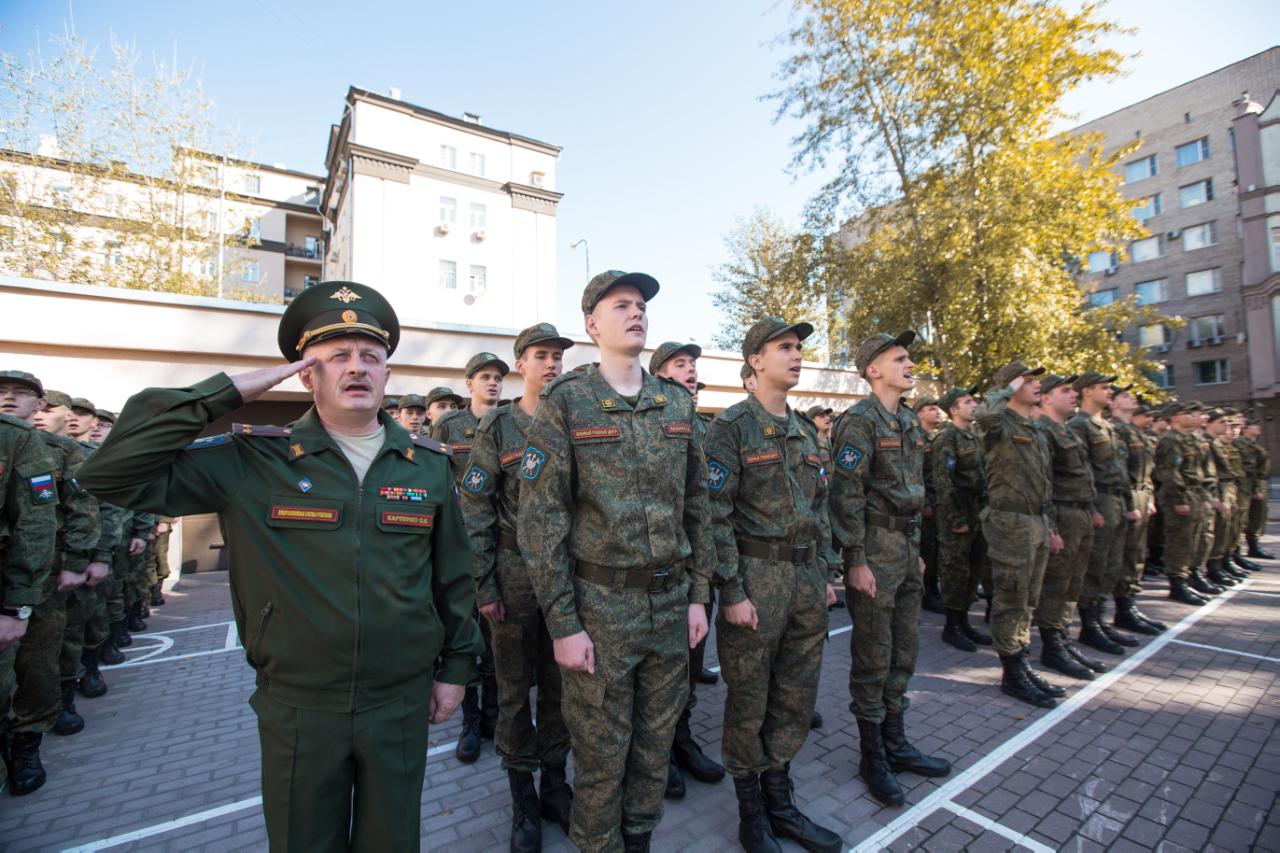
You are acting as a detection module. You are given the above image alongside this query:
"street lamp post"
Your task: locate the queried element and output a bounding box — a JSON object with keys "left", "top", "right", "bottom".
{"left": 570, "top": 238, "right": 589, "bottom": 280}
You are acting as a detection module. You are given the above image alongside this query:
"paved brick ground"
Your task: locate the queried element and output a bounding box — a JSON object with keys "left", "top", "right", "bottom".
{"left": 3, "top": 534, "right": 1277, "bottom": 852}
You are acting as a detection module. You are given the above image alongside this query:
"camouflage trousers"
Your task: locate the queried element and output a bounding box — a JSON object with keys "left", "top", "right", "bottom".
{"left": 683, "top": 599, "right": 713, "bottom": 718}
{"left": 1248, "top": 495, "right": 1268, "bottom": 539}
{"left": 488, "top": 548, "right": 570, "bottom": 774}
{"left": 718, "top": 555, "right": 827, "bottom": 778}
{"left": 1034, "top": 505, "right": 1095, "bottom": 631}
{"left": 1116, "top": 489, "right": 1153, "bottom": 598}
{"left": 935, "top": 511, "right": 988, "bottom": 612}
{"left": 920, "top": 511, "right": 938, "bottom": 592}
{"left": 62, "top": 584, "right": 111, "bottom": 680}
{"left": 5, "top": 584, "right": 68, "bottom": 735}
{"left": 847, "top": 525, "right": 920, "bottom": 724}
{"left": 0, "top": 642, "right": 15, "bottom": 787}
{"left": 1080, "top": 493, "right": 1125, "bottom": 608}
{"left": 114, "top": 544, "right": 152, "bottom": 612}
{"left": 1159, "top": 495, "right": 1208, "bottom": 580}
{"left": 982, "top": 507, "right": 1050, "bottom": 657}
{"left": 560, "top": 573, "right": 689, "bottom": 852}
{"left": 150, "top": 529, "right": 172, "bottom": 581}
{"left": 1210, "top": 483, "right": 1243, "bottom": 560}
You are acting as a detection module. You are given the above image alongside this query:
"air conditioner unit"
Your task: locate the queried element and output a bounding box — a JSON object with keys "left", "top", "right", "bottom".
{"left": 1154, "top": 343, "right": 1171, "bottom": 353}
{"left": 1167, "top": 230, "right": 1181, "bottom": 240}
{"left": 437, "top": 223, "right": 450, "bottom": 235}
{"left": 1104, "top": 267, "right": 1117, "bottom": 276}
{"left": 474, "top": 230, "right": 486, "bottom": 242}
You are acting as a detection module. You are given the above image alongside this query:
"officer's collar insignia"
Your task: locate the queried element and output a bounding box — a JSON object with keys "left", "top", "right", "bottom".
{"left": 330, "top": 286, "right": 361, "bottom": 304}
{"left": 520, "top": 446, "right": 546, "bottom": 480}
{"left": 836, "top": 444, "right": 863, "bottom": 472}
{"left": 464, "top": 427, "right": 475, "bottom": 437}
{"left": 405, "top": 447, "right": 416, "bottom": 461}
{"left": 602, "top": 398, "right": 617, "bottom": 409}
{"left": 763, "top": 425, "right": 779, "bottom": 438}
{"left": 289, "top": 443, "right": 306, "bottom": 459}
{"left": 463, "top": 465, "right": 489, "bottom": 493}
{"left": 653, "top": 394, "right": 668, "bottom": 405}
{"left": 297, "top": 478, "right": 313, "bottom": 492}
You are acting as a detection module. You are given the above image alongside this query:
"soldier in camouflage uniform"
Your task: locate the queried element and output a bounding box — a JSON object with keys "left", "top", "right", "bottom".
{"left": 706, "top": 318, "right": 842, "bottom": 853}
{"left": 518, "top": 271, "right": 715, "bottom": 852}
{"left": 932, "top": 385, "right": 993, "bottom": 652}
{"left": 1204, "top": 409, "right": 1244, "bottom": 589}
{"left": 915, "top": 398, "right": 945, "bottom": 615}
{"left": 1155, "top": 402, "right": 1214, "bottom": 605}
{"left": 976, "top": 363, "right": 1064, "bottom": 709}
{"left": 424, "top": 386, "right": 463, "bottom": 430}
{"left": 393, "top": 393, "right": 427, "bottom": 436}
{"left": 1239, "top": 420, "right": 1273, "bottom": 561}
{"left": 433, "top": 352, "right": 509, "bottom": 763}
{"left": 649, "top": 341, "right": 727, "bottom": 801}
{"left": 1069, "top": 373, "right": 1139, "bottom": 655}
{"left": 0, "top": 407, "right": 59, "bottom": 796}
{"left": 1186, "top": 408, "right": 1227, "bottom": 597}
{"left": 829, "top": 331, "right": 950, "bottom": 808}
{"left": 1109, "top": 390, "right": 1166, "bottom": 635}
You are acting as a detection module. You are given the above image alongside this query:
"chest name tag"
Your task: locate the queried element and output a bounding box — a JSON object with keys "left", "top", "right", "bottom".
{"left": 1012, "top": 434, "right": 1033, "bottom": 445}
{"left": 573, "top": 426, "right": 621, "bottom": 441}
{"left": 957, "top": 448, "right": 976, "bottom": 458}
{"left": 1091, "top": 437, "right": 1109, "bottom": 445}
{"left": 664, "top": 422, "right": 693, "bottom": 436}
{"left": 379, "top": 486, "right": 428, "bottom": 502}
{"left": 805, "top": 454, "right": 824, "bottom": 467}
{"left": 744, "top": 450, "right": 782, "bottom": 466}
{"left": 500, "top": 449, "right": 525, "bottom": 466}
{"left": 381, "top": 510, "right": 434, "bottom": 528}
{"left": 878, "top": 438, "right": 902, "bottom": 449}
{"left": 271, "top": 506, "right": 339, "bottom": 523}
{"left": 451, "top": 443, "right": 473, "bottom": 453}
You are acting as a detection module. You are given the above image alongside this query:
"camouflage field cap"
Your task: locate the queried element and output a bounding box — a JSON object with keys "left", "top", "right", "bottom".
{"left": 465, "top": 352, "right": 510, "bottom": 378}
{"left": 581, "top": 270, "right": 660, "bottom": 314}
{"left": 0, "top": 370, "right": 44, "bottom": 397}
{"left": 1071, "top": 371, "right": 1118, "bottom": 392}
{"left": 94, "top": 409, "right": 116, "bottom": 423}
{"left": 806, "top": 404, "right": 833, "bottom": 418}
{"left": 649, "top": 341, "right": 703, "bottom": 374}
{"left": 70, "top": 397, "right": 96, "bottom": 414}
{"left": 855, "top": 331, "right": 915, "bottom": 373}
{"left": 992, "top": 361, "right": 1045, "bottom": 389}
{"left": 1110, "top": 382, "right": 1135, "bottom": 395}
{"left": 425, "top": 386, "right": 464, "bottom": 407}
{"left": 1169, "top": 400, "right": 1204, "bottom": 416}
{"left": 741, "top": 318, "right": 814, "bottom": 361}
{"left": 940, "top": 385, "right": 980, "bottom": 412}
{"left": 514, "top": 323, "right": 574, "bottom": 358}
{"left": 397, "top": 393, "right": 427, "bottom": 411}
{"left": 696, "top": 381, "right": 707, "bottom": 391}
{"left": 277, "top": 280, "right": 399, "bottom": 363}
{"left": 1039, "top": 374, "right": 1078, "bottom": 395}
{"left": 915, "top": 396, "right": 940, "bottom": 411}
{"left": 43, "top": 390, "right": 72, "bottom": 409}
{"left": 740, "top": 362, "right": 754, "bottom": 381}
{"left": 383, "top": 396, "right": 399, "bottom": 411}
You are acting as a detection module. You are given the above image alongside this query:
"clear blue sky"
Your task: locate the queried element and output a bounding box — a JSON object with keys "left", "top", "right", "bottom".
{"left": 2, "top": 1, "right": 1277, "bottom": 349}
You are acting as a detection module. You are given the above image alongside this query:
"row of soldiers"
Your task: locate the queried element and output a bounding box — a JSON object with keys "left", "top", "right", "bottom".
{"left": 0, "top": 376, "right": 173, "bottom": 796}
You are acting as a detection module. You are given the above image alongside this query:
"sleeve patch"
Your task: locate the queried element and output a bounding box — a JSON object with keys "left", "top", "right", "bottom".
{"left": 520, "top": 446, "right": 546, "bottom": 481}
{"left": 185, "top": 434, "right": 231, "bottom": 450}
{"left": 30, "top": 473, "right": 57, "bottom": 503}
{"left": 463, "top": 465, "right": 490, "bottom": 494}
{"left": 836, "top": 444, "right": 864, "bottom": 472}
{"left": 707, "top": 458, "right": 730, "bottom": 492}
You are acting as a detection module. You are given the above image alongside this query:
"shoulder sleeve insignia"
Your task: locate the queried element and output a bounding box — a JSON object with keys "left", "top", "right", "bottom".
{"left": 29, "top": 472, "right": 57, "bottom": 503}
{"left": 707, "top": 458, "right": 730, "bottom": 492}
{"left": 520, "top": 446, "right": 546, "bottom": 481}
{"left": 836, "top": 444, "right": 864, "bottom": 472}
{"left": 463, "top": 465, "right": 490, "bottom": 494}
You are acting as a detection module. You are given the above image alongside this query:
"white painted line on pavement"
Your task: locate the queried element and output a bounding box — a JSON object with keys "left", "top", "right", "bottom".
{"left": 941, "top": 802, "right": 1055, "bottom": 853}
{"left": 708, "top": 622, "right": 852, "bottom": 674}
{"left": 1169, "top": 638, "right": 1280, "bottom": 664}
{"left": 109, "top": 647, "right": 241, "bottom": 669}
{"left": 1237, "top": 588, "right": 1280, "bottom": 597}
{"left": 137, "top": 620, "right": 235, "bottom": 635}
{"left": 850, "top": 581, "right": 1246, "bottom": 853}
{"left": 224, "top": 621, "right": 242, "bottom": 650}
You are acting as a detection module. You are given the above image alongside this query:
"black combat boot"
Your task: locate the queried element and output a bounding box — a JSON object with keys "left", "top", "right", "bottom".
{"left": 78, "top": 647, "right": 108, "bottom": 698}
{"left": 760, "top": 765, "right": 843, "bottom": 852}
{"left": 1145, "top": 545, "right": 1165, "bottom": 576}
{"left": 539, "top": 763, "right": 573, "bottom": 834}
{"left": 1061, "top": 629, "right": 1109, "bottom": 674}
{"left": 959, "top": 610, "right": 993, "bottom": 646}
{"left": 809, "top": 710, "right": 823, "bottom": 730}
{"left": 52, "top": 680, "right": 85, "bottom": 736}
{"left": 1077, "top": 603, "right": 1124, "bottom": 655}
{"left": 1231, "top": 549, "right": 1259, "bottom": 573}
{"left": 1018, "top": 647, "right": 1065, "bottom": 697}
{"left": 109, "top": 618, "right": 131, "bottom": 649}
{"left": 454, "top": 685, "right": 481, "bottom": 763}
{"left": 673, "top": 708, "right": 725, "bottom": 783}
{"left": 856, "top": 718, "right": 904, "bottom": 806}
{"left": 664, "top": 752, "right": 686, "bottom": 800}
{"left": 150, "top": 583, "right": 165, "bottom": 606}
{"left": 1000, "top": 654, "right": 1055, "bottom": 708}
{"left": 882, "top": 712, "right": 951, "bottom": 777}
{"left": 941, "top": 609, "right": 977, "bottom": 652}
{"left": 5, "top": 732, "right": 47, "bottom": 796}
{"left": 921, "top": 575, "right": 944, "bottom": 614}
{"left": 622, "top": 830, "right": 651, "bottom": 852}
{"left": 1114, "top": 596, "right": 1165, "bottom": 634}
{"left": 1094, "top": 600, "right": 1139, "bottom": 647}
{"left": 99, "top": 634, "right": 125, "bottom": 666}
{"left": 1039, "top": 627, "right": 1094, "bottom": 680}
{"left": 1169, "top": 576, "right": 1208, "bottom": 606}
{"left": 506, "top": 770, "right": 541, "bottom": 853}
{"left": 126, "top": 600, "right": 147, "bottom": 632}
{"left": 733, "top": 773, "right": 782, "bottom": 853}
{"left": 698, "top": 667, "right": 720, "bottom": 685}
{"left": 1246, "top": 534, "right": 1275, "bottom": 559}
{"left": 140, "top": 600, "right": 151, "bottom": 619}
{"left": 1206, "top": 558, "right": 1238, "bottom": 588}
{"left": 1189, "top": 567, "right": 1223, "bottom": 595}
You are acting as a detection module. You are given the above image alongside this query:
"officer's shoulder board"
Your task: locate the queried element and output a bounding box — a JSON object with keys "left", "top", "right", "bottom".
{"left": 656, "top": 373, "right": 694, "bottom": 397}
{"left": 475, "top": 405, "right": 506, "bottom": 435}
{"left": 541, "top": 368, "right": 584, "bottom": 398}
{"left": 433, "top": 409, "right": 465, "bottom": 430}
{"left": 39, "top": 430, "right": 78, "bottom": 452}
{"left": 411, "top": 433, "right": 452, "bottom": 456}
{"left": 231, "top": 423, "right": 291, "bottom": 439}
{"left": 718, "top": 400, "right": 751, "bottom": 424}
{"left": 0, "top": 412, "right": 35, "bottom": 431}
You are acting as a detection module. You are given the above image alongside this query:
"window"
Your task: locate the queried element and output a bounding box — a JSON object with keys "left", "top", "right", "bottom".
{"left": 1138, "top": 323, "right": 1170, "bottom": 347}
{"left": 245, "top": 217, "right": 262, "bottom": 241}
{"left": 1132, "top": 194, "right": 1162, "bottom": 221}
{"left": 241, "top": 260, "right": 260, "bottom": 283}
{"left": 439, "top": 260, "right": 457, "bottom": 290}
{"left": 303, "top": 275, "right": 320, "bottom": 290}
{"left": 1176, "top": 137, "right": 1210, "bottom": 167}
{"left": 1149, "top": 364, "right": 1175, "bottom": 389}
{"left": 1135, "top": 279, "right": 1166, "bottom": 305}
{"left": 1182, "top": 222, "right": 1216, "bottom": 252}
{"left": 530, "top": 171, "right": 545, "bottom": 188}
{"left": 1130, "top": 236, "right": 1160, "bottom": 263}
{"left": 470, "top": 152, "right": 486, "bottom": 177}
{"left": 105, "top": 242, "right": 123, "bottom": 266}
{"left": 1272, "top": 224, "right": 1280, "bottom": 273}
{"left": 1179, "top": 179, "right": 1213, "bottom": 208}
{"left": 200, "top": 210, "right": 218, "bottom": 232}
{"left": 440, "top": 145, "right": 457, "bottom": 170}
{"left": 1193, "top": 359, "right": 1229, "bottom": 385}
{"left": 305, "top": 236, "right": 319, "bottom": 256}
{"left": 469, "top": 203, "right": 487, "bottom": 230}
{"left": 1185, "top": 268, "right": 1221, "bottom": 297}
{"left": 1188, "top": 314, "right": 1226, "bottom": 345}
{"left": 243, "top": 174, "right": 261, "bottom": 194}
{"left": 1123, "top": 155, "right": 1157, "bottom": 183}
{"left": 199, "top": 257, "right": 215, "bottom": 278}
{"left": 439, "top": 197, "right": 457, "bottom": 225}
{"left": 1089, "top": 288, "right": 1116, "bottom": 307}
{"left": 1086, "top": 250, "right": 1116, "bottom": 272}
{"left": 51, "top": 185, "right": 72, "bottom": 205}
{"left": 468, "top": 265, "right": 487, "bottom": 294}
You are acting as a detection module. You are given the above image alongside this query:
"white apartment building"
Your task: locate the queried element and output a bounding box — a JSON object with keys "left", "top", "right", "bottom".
{"left": 321, "top": 87, "right": 561, "bottom": 329}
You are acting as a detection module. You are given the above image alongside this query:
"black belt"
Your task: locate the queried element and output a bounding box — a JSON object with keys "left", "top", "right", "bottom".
{"left": 574, "top": 561, "right": 680, "bottom": 593}
{"left": 498, "top": 529, "right": 519, "bottom": 552}
{"left": 737, "top": 538, "right": 814, "bottom": 563}
{"left": 866, "top": 511, "right": 920, "bottom": 535}
{"left": 989, "top": 498, "right": 1051, "bottom": 516}
{"left": 1053, "top": 499, "right": 1092, "bottom": 511}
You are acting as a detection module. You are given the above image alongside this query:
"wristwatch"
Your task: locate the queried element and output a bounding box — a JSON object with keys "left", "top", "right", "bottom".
{"left": 1, "top": 606, "right": 33, "bottom": 620}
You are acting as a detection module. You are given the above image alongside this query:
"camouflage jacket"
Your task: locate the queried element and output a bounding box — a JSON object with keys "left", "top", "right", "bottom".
{"left": 0, "top": 414, "right": 58, "bottom": 608}
{"left": 430, "top": 408, "right": 482, "bottom": 485}
{"left": 38, "top": 431, "right": 100, "bottom": 575}
{"left": 1235, "top": 436, "right": 1268, "bottom": 499}
{"left": 931, "top": 423, "right": 987, "bottom": 527}
{"left": 516, "top": 366, "right": 715, "bottom": 639}
{"left": 77, "top": 441, "right": 126, "bottom": 563}
{"left": 922, "top": 429, "right": 938, "bottom": 507}
{"left": 1113, "top": 420, "right": 1156, "bottom": 494}
{"left": 704, "top": 396, "right": 838, "bottom": 602}
{"left": 460, "top": 401, "right": 535, "bottom": 607}
{"left": 1037, "top": 416, "right": 1096, "bottom": 506}
{"left": 1212, "top": 437, "right": 1244, "bottom": 499}
{"left": 1154, "top": 429, "right": 1211, "bottom": 508}
{"left": 828, "top": 395, "right": 926, "bottom": 569}
{"left": 1069, "top": 411, "right": 1131, "bottom": 511}
{"left": 975, "top": 387, "right": 1053, "bottom": 517}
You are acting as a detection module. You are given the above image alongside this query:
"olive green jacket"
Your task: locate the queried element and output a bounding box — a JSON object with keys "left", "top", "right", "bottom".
{"left": 1, "top": 415, "right": 58, "bottom": 607}
{"left": 1154, "top": 429, "right": 1210, "bottom": 509}
{"left": 38, "top": 432, "right": 100, "bottom": 576}
{"left": 975, "top": 388, "right": 1053, "bottom": 522}
{"left": 76, "top": 373, "right": 484, "bottom": 713}
{"left": 1069, "top": 411, "right": 1131, "bottom": 512}
{"left": 931, "top": 423, "right": 987, "bottom": 527}
{"left": 1037, "top": 416, "right": 1096, "bottom": 505}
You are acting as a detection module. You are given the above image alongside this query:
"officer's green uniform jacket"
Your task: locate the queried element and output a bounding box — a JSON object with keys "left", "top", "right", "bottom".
{"left": 516, "top": 366, "right": 716, "bottom": 639}
{"left": 430, "top": 408, "right": 480, "bottom": 485}
{"left": 1037, "top": 416, "right": 1095, "bottom": 504}
{"left": 1069, "top": 412, "right": 1132, "bottom": 513}
{"left": 828, "top": 395, "right": 927, "bottom": 569}
{"left": 704, "top": 396, "right": 838, "bottom": 602}
{"left": 1, "top": 415, "right": 58, "bottom": 608}
{"left": 931, "top": 423, "right": 987, "bottom": 529}
{"left": 460, "top": 401, "right": 534, "bottom": 608}
{"left": 975, "top": 388, "right": 1054, "bottom": 525}
{"left": 38, "top": 432, "right": 100, "bottom": 579}
{"left": 76, "top": 373, "right": 484, "bottom": 713}
{"left": 1154, "top": 430, "right": 1209, "bottom": 510}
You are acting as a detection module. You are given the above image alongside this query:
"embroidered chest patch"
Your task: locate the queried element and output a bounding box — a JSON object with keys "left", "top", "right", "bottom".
{"left": 663, "top": 422, "right": 693, "bottom": 436}
{"left": 378, "top": 486, "right": 429, "bottom": 502}
{"left": 271, "top": 506, "right": 339, "bottom": 523}
{"left": 743, "top": 450, "right": 782, "bottom": 466}
{"left": 381, "top": 510, "right": 433, "bottom": 528}
{"left": 572, "top": 426, "right": 621, "bottom": 441}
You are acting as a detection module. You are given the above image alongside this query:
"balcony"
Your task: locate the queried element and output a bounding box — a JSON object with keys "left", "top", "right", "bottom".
{"left": 284, "top": 243, "right": 323, "bottom": 262}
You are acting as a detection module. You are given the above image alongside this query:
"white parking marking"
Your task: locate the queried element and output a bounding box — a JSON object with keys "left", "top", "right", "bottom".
{"left": 1169, "top": 638, "right": 1280, "bottom": 664}
{"left": 941, "top": 802, "right": 1055, "bottom": 853}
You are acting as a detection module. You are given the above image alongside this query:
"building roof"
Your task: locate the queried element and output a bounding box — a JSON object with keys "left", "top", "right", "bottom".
{"left": 347, "top": 87, "right": 562, "bottom": 156}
